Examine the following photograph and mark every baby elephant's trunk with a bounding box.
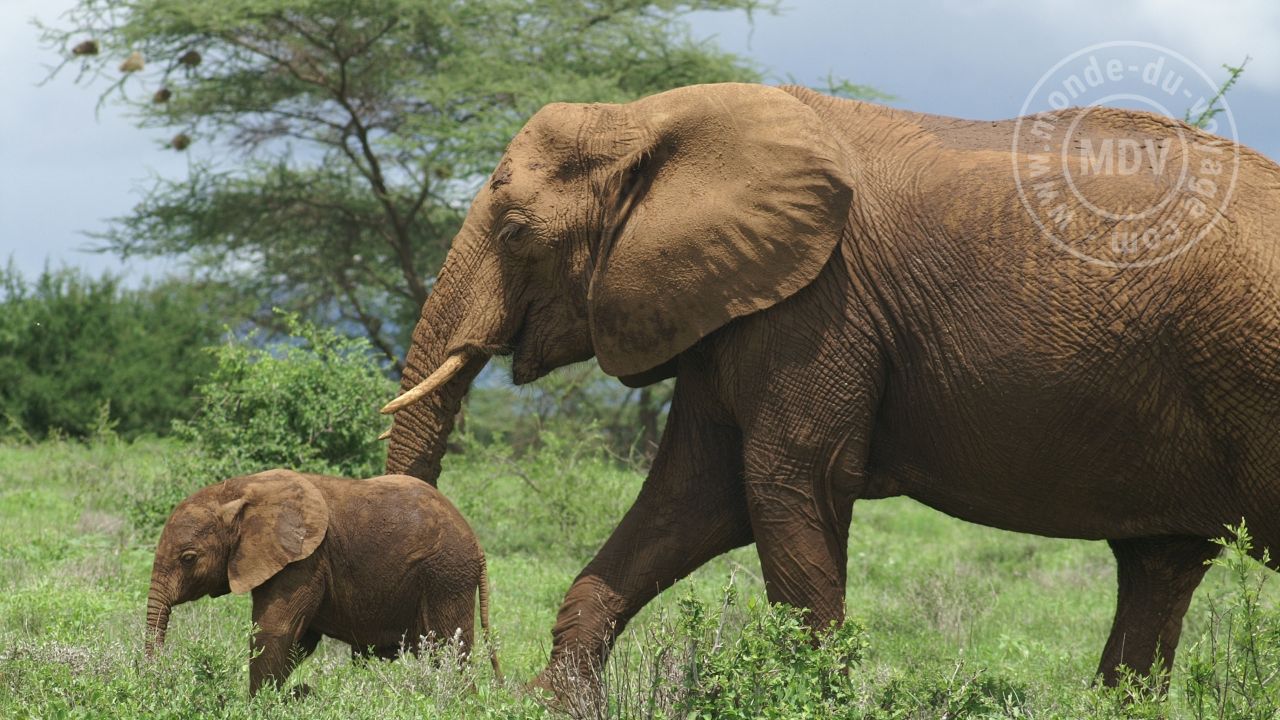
[145,592,171,658]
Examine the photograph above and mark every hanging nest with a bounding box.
[169,133,191,151]
[178,50,202,68]
[71,40,99,56]
[153,88,172,104]
[120,51,145,73]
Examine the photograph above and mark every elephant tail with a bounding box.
[478,547,503,683]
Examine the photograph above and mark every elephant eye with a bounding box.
[180,551,198,565]
[496,221,523,248]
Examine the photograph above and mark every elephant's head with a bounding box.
[145,470,328,657]
[384,82,853,482]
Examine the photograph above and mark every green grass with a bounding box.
[3,437,1279,718]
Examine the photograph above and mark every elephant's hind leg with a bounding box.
[1099,536,1219,686]
[422,589,477,658]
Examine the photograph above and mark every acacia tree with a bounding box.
[41,0,768,370]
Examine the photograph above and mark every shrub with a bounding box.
[1183,522,1280,719]
[129,313,393,532]
[678,590,869,720]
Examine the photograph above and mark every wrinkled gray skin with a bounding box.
[145,470,497,695]
[382,82,1280,693]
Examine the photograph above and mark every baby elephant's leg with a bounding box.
[250,627,320,695]
[249,593,321,696]
[297,629,322,658]
[421,590,477,658]
[284,630,322,699]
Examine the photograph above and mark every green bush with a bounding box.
[589,583,1029,720]
[679,593,869,720]
[0,263,234,441]
[129,314,393,532]
[174,313,393,477]
[1182,522,1280,719]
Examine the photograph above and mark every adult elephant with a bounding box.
[380,82,1280,688]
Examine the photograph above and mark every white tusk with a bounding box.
[377,427,392,441]
[380,353,468,414]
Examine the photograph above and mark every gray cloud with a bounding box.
[692,0,1277,156]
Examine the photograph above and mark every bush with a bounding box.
[679,592,869,720]
[0,263,234,441]
[129,313,394,532]
[1182,522,1280,719]
[577,581,1030,720]
[174,313,393,477]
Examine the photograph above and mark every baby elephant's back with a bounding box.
[308,474,483,585]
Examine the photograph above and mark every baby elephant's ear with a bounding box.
[221,470,329,594]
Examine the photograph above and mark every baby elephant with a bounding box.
[144,469,499,694]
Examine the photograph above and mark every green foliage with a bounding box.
[588,582,1028,720]
[127,313,393,532]
[41,0,771,363]
[1182,522,1280,719]
[1186,57,1250,130]
[15,438,1280,718]
[0,262,233,441]
[173,312,394,477]
[679,590,869,720]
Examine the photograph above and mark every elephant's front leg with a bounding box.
[248,569,322,696]
[740,358,879,635]
[537,379,752,691]
[742,442,863,633]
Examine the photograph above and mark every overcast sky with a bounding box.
[2,0,1277,284]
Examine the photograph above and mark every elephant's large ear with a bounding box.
[588,83,853,377]
[220,470,328,594]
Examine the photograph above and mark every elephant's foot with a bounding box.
[527,575,629,707]
[546,578,622,669]
[527,657,605,713]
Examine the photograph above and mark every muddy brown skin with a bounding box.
[383,82,1280,691]
[145,470,498,695]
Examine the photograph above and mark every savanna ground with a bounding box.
[3,434,1280,719]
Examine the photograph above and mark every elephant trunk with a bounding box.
[145,592,171,658]
[385,234,497,484]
